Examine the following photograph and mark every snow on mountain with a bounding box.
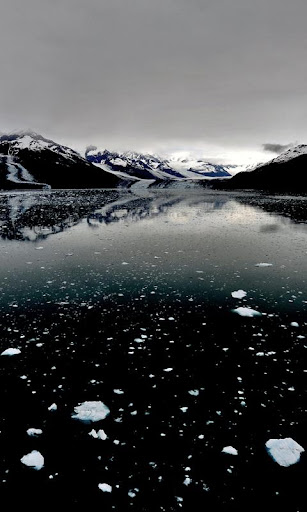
[0,131,120,189]
[222,143,307,192]
[86,148,237,180]
[268,144,307,165]
[0,131,83,161]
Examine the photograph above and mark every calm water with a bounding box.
[0,189,306,510]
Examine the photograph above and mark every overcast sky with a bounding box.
[0,0,306,164]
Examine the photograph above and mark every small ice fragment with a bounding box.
[128,488,139,498]
[163,368,173,372]
[89,429,107,440]
[21,450,44,470]
[232,307,262,318]
[98,483,112,493]
[290,322,299,327]
[255,263,273,267]
[188,390,199,396]
[27,428,43,437]
[35,246,44,250]
[266,438,304,467]
[122,262,129,265]
[134,338,143,343]
[231,290,247,299]
[113,389,124,394]
[1,348,21,356]
[168,317,175,321]
[183,477,192,486]
[180,407,188,413]
[222,446,238,456]
[72,401,110,422]
[48,403,57,411]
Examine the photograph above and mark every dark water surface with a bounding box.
[0,189,306,510]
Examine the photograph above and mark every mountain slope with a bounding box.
[0,132,120,189]
[222,145,307,192]
[86,148,234,180]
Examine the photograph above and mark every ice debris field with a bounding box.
[0,190,306,510]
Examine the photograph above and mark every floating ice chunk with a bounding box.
[222,446,238,456]
[72,401,110,422]
[183,477,192,486]
[89,429,107,440]
[122,261,129,265]
[232,307,262,318]
[188,389,199,396]
[231,290,247,299]
[113,389,124,394]
[48,403,57,411]
[255,263,273,267]
[27,428,43,437]
[290,322,299,327]
[128,488,139,498]
[163,368,173,372]
[266,438,304,467]
[21,450,44,470]
[1,348,21,356]
[98,483,112,493]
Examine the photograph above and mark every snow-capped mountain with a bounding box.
[0,132,120,189]
[86,148,235,180]
[223,144,307,192]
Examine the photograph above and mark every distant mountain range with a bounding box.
[0,131,306,192]
[221,144,307,192]
[85,148,237,180]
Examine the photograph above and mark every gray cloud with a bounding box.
[0,0,307,162]
[262,143,293,154]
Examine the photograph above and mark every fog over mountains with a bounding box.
[0,131,306,192]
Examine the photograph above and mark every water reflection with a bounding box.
[0,189,306,242]
[0,190,229,242]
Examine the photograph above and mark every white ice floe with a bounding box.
[255,263,273,267]
[48,403,57,411]
[89,429,107,440]
[222,446,238,456]
[27,428,43,437]
[188,389,199,396]
[290,322,299,327]
[72,401,110,422]
[113,389,124,394]
[98,483,112,493]
[232,307,262,318]
[266,438,304,467]
[231,290,247,299]
[1,348,21,356]
[163,368,173,372]
[21,450,44,470]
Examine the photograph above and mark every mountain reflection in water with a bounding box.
[0,190,229,242]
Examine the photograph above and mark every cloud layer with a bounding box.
[0,0,306,163]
